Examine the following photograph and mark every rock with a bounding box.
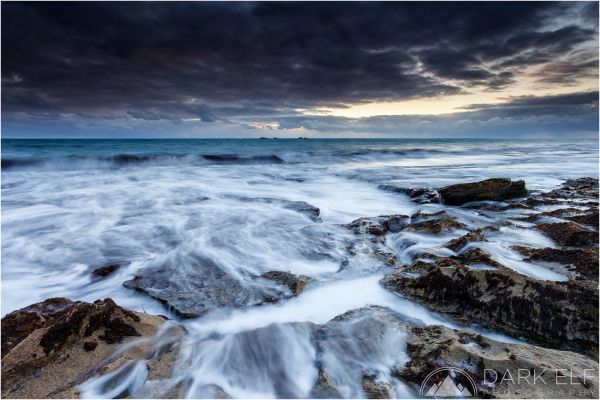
[1,298,170,399]
[396,324,599,398]
[83,341,98,352]
[316,306,598,399]
[344,214,409,236]
[226,196,321,222]
[380,264,598,356]
[310,369,343,398]
[438,178,527,206]
[123,257,284,318]
[443,229,486,251]
[536,222,598,247]
[405,216,467,234]
[261,271,311,296]
[544,177,599,200]
[513,246,599,281]
[566,210,599,229]
[378,184,440,204]
[91,262,121,278]
[362,375,392,399]
[281,200,322,222]
[1,297,74,357]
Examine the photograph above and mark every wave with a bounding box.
[1,154,286,171]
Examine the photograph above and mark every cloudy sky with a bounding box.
[2,1,598,138]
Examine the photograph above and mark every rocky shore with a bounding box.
[2,177,598,398]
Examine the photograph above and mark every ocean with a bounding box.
[1,138,598,397]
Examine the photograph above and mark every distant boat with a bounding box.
[259,137,268,139]
[298,136,308,139]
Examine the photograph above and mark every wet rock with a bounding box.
[310,369,343,398]
[405,216,467,234]
[536,221,598,247]
[1,298,168,399]
[544,177,599,200]
[318,306,598,398]
[513,246,599,281]
[281,201,322,222]
[566,209,599,229]
[344,214,409,236]
[439,178,528,206]
[378,184,440,204]
[362,375,392,399]
[227,196,321,222]
[396,324,599,398]
[380,264,598,356]
[443,229,486,251]
[91,262,121,278]
[124,257,284,318]
[261,271,311,296]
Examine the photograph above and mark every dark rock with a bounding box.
[83,341,97,352]
[513,246,599,280]
[380,264,598,356]
[438,178,527,205]
[344,214,409,236]
[362,375,392,399]
[261,271,311,296]
[543,177,599,201]
[405,216,467,234]
[566,210,599,229]
[123,257,284,318]
[91,262,121,278]
[443,229,486,251]
[378,184,440,204]
[536,221,598,246]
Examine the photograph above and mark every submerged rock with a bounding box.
[344,214,409,236]
[378,184,440,204]
[1,298,170,399]
[227,196,322,222]
[362,375,392,399]
[91,262,122,278]
[443,229,486,251]
[261,271,311,296]
[380,263,598,356]
[123,258,283,318]
[439,178,527,206]
[513,246,599,281]
[536,221,598,247]
[405,216,467,234]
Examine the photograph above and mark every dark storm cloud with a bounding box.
[1,1,598,136]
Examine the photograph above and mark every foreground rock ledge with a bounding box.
[2,300,599,399]
[1,298,172,399]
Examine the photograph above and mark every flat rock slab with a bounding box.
[123,257,285,318]
[439,178,527,205]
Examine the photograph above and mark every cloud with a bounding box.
[1,1,597,137]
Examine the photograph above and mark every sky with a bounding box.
[1,1,599,139]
